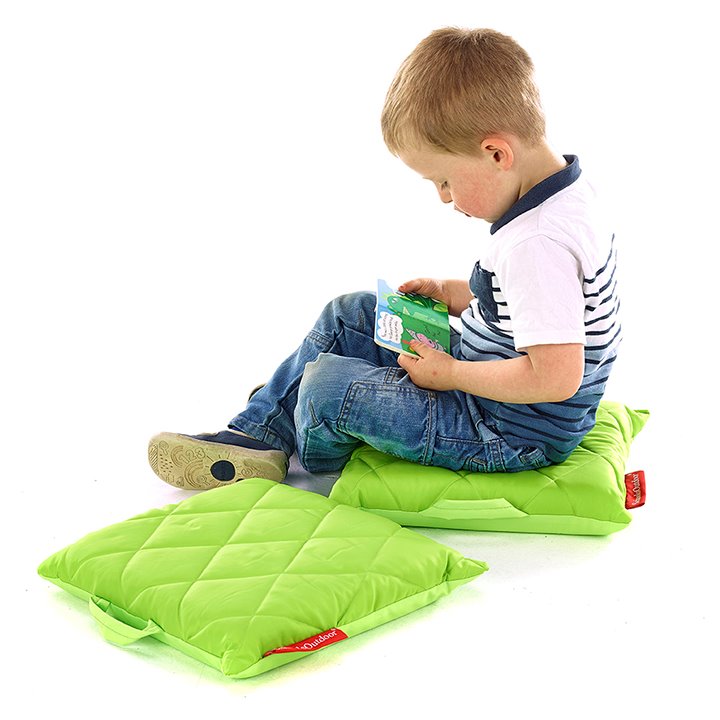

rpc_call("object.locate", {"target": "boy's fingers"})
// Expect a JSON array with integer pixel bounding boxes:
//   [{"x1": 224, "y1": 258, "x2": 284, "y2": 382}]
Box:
[
  {"x1": 399, "y1": 278, "x2": 436, "y2": 295},
  {"x1": 397, "y1": 352, "x2": 417, "y2": 370},
  {"x1": 408, "y1": 340, "x2": 430, "y2": 357}
]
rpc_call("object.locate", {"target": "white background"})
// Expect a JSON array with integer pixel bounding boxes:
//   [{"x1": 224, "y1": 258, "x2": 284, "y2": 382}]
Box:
[{"x1": 2, "y1": 1, "x2": 718, "y2": 717}]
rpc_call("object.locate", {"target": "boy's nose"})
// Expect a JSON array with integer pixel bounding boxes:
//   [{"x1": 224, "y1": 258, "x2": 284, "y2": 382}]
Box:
[{"x1": 436, "y1": 186, "x2": 453, "y2": 204}]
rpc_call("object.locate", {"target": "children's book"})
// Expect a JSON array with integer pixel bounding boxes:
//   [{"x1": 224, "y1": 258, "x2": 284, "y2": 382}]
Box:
[{"x1": 374, "y1": 279, "x2": 451, "y2": 357}]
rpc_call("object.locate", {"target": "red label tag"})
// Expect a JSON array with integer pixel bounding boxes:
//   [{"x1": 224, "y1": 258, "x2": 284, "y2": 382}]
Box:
[
  {"x1": 264, "y1": 628, "x2": 348, "y2": 657},
  {"x1": 624, "y1": 470, "x2": 646, "y2": 509}
]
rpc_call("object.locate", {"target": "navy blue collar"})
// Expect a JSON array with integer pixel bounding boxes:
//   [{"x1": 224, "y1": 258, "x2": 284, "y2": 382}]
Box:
[{"x1": 490, "y1": 155, "x2": 581, "y2": 235}]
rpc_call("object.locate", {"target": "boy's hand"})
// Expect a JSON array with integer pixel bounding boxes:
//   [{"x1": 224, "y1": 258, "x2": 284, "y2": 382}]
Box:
[
  {"x1": 398, "y1": 278, "x2": 445, "y2": 301},
  {"x1": 398, "y1": 278, "x2": 473, "y2": 317},
  {"x1": 397, "y1": 340, "x2": 457, "y2": 391}
]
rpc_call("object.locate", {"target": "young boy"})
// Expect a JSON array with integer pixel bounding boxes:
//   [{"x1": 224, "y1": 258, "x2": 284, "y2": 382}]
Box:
[{"x1": 148, "y1": 27, "x2": 621, "y2": 491}]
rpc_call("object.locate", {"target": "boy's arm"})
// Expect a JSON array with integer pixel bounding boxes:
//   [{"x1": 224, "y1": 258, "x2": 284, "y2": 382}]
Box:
[
  {"x1": 398, "y1": 278, "x2": 473, "y2": 317},
  {"x1": 398, "y1": 341, "x2": 584, "y2": 403}
]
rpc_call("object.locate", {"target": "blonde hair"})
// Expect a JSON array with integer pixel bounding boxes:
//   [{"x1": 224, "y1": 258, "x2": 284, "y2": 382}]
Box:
[{"x1": 381, "y1": 28, "x2": 546, "y2": 156}]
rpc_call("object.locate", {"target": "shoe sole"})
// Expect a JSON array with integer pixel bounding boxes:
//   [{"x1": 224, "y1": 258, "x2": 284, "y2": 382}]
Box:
[{"x1": 148, "y1": 432, "x2": 288, "y2": 491}]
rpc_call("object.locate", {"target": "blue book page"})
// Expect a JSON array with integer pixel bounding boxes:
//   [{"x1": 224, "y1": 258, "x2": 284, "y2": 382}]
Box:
[{"x1": 374, "y1": 279, "x2": 450, "y2": 356}]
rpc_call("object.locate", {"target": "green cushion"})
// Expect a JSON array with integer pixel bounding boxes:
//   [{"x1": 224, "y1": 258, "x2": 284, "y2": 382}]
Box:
[
  {"x1": 38, "y1": 478, "x2": 486, "y2": 678},
  {"x1": 329, "y1": 402, "x2": 648, "y2": 536}
]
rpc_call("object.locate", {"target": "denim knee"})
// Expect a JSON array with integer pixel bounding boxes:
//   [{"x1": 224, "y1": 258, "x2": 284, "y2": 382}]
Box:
[
  {"x1": 327, "y1": 291, "x2": 376, "y2": 316},
  {"x1": 317, "y1": 291, "x2": 376, "y2": 337}
]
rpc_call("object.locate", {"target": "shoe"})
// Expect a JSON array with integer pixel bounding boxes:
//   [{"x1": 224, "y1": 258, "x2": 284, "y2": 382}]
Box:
[{"x1": 148, "y1": 430, "x2": 288, "y2": 490}]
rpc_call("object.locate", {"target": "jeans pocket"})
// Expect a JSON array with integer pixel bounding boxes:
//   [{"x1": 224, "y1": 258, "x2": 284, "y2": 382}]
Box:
[
  {"x1": 466, "y1": 440, "x2": 506, "y2": 473},
  {"x1": 516, "y1": 446, "x2": 549, "y2": 470}
]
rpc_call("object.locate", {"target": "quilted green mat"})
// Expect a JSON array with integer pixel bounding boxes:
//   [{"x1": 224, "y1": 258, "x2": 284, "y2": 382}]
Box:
[
  {"x1": 38, "y1": 478, "x2": 486, "y2": 678},
  {"x1": 329, "y1": 402, "x2": 649, "y2": 535}
]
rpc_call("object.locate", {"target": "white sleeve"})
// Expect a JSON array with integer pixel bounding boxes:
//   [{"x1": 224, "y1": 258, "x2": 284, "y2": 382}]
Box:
[{"x1": 495, "y1": 236, "x2": 586, "y2": 351}]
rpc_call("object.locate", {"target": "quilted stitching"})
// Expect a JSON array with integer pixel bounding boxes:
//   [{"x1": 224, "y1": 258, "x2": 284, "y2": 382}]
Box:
[
  {"x1": 39, "y1": 478, "x2": 486, "y2": 677},
  {"x1": 329, "y1": 402, "x2": 649, "y2": 535}
]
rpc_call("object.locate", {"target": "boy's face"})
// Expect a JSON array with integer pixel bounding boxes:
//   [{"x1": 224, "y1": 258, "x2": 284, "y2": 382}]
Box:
[{"x1": 398, "y1": 144, "x2": 515, "y2": 223}]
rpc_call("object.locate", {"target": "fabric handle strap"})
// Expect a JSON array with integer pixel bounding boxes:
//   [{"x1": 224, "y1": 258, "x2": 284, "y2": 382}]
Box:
[
  {"x1": 89, "y1": 596, "x2": 161, "y2": 646},
  {"x1": 419, "y1": 497, "x2": 527, "y2": 520}
]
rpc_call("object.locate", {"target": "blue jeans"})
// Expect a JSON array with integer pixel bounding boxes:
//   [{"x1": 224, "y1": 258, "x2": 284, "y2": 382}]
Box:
[{"x1": 229, "y1": 292, "x2": 548, "y2": 473}]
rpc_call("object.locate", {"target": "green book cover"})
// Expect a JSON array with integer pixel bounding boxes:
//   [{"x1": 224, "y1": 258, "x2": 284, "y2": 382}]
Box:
[{"x1": 374, "y1": 279, "x2": 450, "y2": 357}]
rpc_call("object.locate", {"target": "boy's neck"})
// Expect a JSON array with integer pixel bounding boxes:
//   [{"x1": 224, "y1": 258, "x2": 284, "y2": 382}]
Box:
[{"x1": 515, "y1": 140, "x2": 569, "y2": 198}]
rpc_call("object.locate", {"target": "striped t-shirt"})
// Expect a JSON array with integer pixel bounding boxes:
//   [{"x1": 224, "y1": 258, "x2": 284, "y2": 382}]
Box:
[{"x1": 459, "y1": 156, "x2": 621, "y2": 463}]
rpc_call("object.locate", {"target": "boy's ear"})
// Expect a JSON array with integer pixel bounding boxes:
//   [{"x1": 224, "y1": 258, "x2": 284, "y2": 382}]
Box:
[{"x1": 480, "y1": 136, "x2": 514, "y2": 170}]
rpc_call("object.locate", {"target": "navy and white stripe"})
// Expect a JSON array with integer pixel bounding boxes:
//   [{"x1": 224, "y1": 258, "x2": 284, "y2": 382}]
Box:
[{"x1": 459, "y1": 156, "x2": 622, "y2": 463}]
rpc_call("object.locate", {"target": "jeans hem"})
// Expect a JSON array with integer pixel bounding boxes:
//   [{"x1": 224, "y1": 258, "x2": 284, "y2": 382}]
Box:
[{"x1": 227, "y1": 418, "x2": 292, "y2": 456}]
